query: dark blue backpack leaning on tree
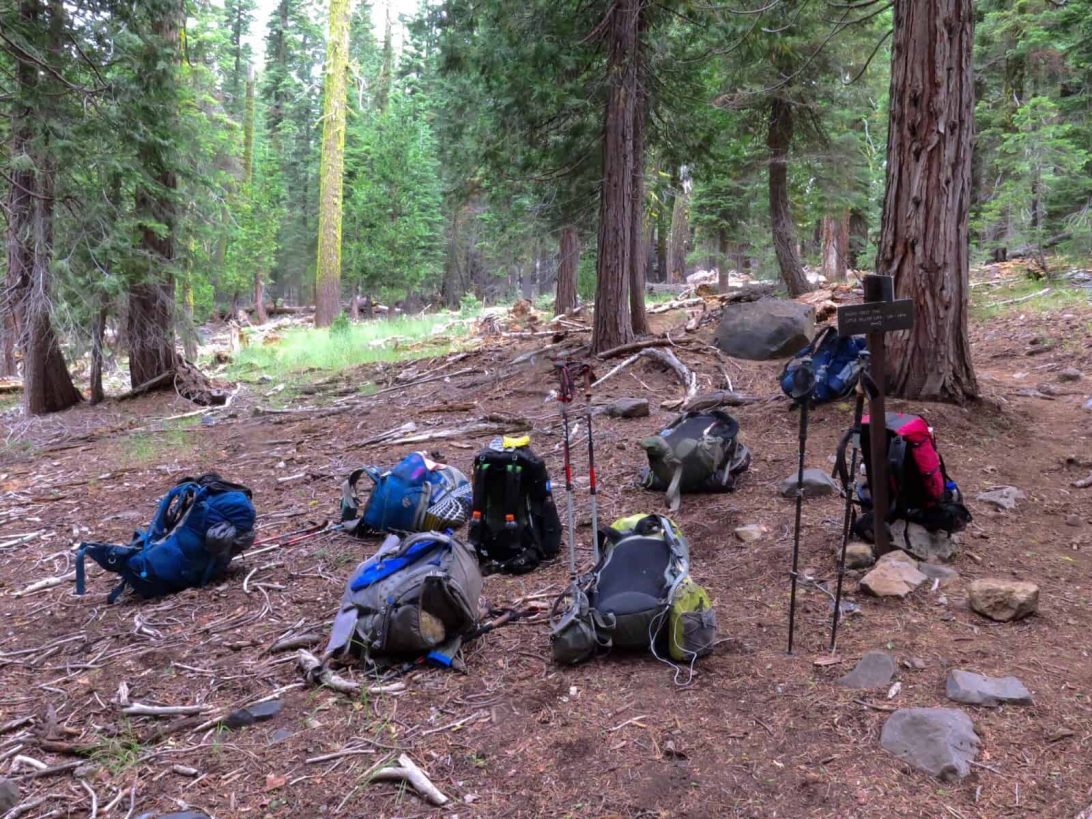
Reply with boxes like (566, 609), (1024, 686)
(76, 473), (257, 602)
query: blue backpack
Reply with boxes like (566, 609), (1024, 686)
(76, 474), (256, 602)
(339, 452), (471, 536)
(779, 326), (867, 404)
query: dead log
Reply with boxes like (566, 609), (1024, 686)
(297, 650), (407, 697)
(385, 415), (531, 446)
(682, 390), (763, 412)
(597, 337), (677, 360)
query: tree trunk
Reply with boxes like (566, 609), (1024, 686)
(315, 0), (351, 327)
(667, 177), (689, 283)
(254, 272), (269, 323)
(629, 41), (650, 338)
(767, 98), (813, 296)
(6, 0), (81, 414)
(128, 4), (181, 388)
(655, 193), (670, 282)
(820, 211), (849, 282)
(555, 226), (580, 314)
(848, 209), (868, 269)
(90, 303), (107, 405)
(592, 0), (639, 353)
(877, 0), (978, 402)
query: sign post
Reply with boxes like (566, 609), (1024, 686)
(837, 276), (913, 556)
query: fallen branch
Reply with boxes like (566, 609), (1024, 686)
(116, 371), (173, 401)
(121, 702), (210, 718)
(682, 390), (763, 412)
(386, 415), (530, 446)
(370, 754), (449, 806)
(267, 633), (323, 654)
(297, 650), (407, 697)
(306, 746), (377, 764)
(12, 572), (75, 599)
(643, 348), (698, 403)
(647, 297), (704, 315)
(1074, 473), (1092, 489)
(986, 287), (1052, 308)
(596, 337), (676, 360)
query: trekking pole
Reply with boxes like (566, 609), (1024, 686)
(580, 364), (600, 564)
(830, 380), (867, 653)
(787, 358), (816, 655)
(556, 364), (579, 585)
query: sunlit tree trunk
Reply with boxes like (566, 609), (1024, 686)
(667, 172), (689, 283)
(555, 225), (579, 315)
(878, 0), (978, 402)
(315, 0), (350, 327)
(820, 211), (849, 281)
(767, 98), (813, 296)
(629, 45), (650, 337)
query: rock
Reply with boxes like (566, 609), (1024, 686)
(877, 549), (918, 567)
(975, 485), (1026, 511)
(844, 541), (875, 570)
(968, 578), (1039, 621)
(859, 558), (927, 598)
(1084, 397), (1092, 412)
(889, 520), (959, 562)
(880, 707), (980, 782)
(837, 651), (896, 689)
(1065, 515), (1081, 527)
(270, 727), (294, 743)
(222, 698), (284, 730)
(778, 468), (839, 499)
(1057, 367), (1083, 382)
(734, 524), (767, 542)
(0, 778), (18, 815)
(918, 563), (960, 587)
(713, 299), (815, 361)
(598, 397), (650, 419)
(945, 670), (1033, 707)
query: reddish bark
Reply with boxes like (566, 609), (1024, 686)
(767, 98), (813, 297)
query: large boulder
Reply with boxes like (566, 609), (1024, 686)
(880, 708), (980, 782)
(714, 299), (815, 361)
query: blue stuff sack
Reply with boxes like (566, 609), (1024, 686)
(780, 326), (867, 405)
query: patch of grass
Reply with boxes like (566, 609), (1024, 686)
(92, 733), (143, 774)
(228, 314), (469, 382)
(971, 275), (1090, 321)
(123, 429), (191, 463)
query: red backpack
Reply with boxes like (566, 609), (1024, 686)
(839, 412), (971, 535)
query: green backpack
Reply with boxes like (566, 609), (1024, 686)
(550, 515), (716, 668)
(640, 411), (751, 511)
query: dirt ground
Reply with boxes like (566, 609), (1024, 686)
(2, 282), (1091, 818)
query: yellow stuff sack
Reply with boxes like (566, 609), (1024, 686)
(668, 579), (716, 662)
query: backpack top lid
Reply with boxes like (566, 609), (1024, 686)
(657, 411), (739, 444)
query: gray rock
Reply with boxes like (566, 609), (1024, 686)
(222, 698), (283, 729)
(0, 778), (18, 815)
(844, 541), (875, 570)
(837, 651), (896, 689)
(975, 485), (1026, 511)
(714, 299), (816, 361)
(1057, 367), (1083, 382)
(778, 468), (839, 499)
(968, 578), (1039, 621)
(880, 707), (980, 781)
(889, 520), (959, 563)
(270, 727), (294, 743)
(945, 669), (1033, 707)
(918, 563), (960, 587)
(859, 555), (928, 598)
(597, 397), (650, 419)
(1084, 397), (1092, 412)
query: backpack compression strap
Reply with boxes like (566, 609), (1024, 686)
(503, 454), (523, 543)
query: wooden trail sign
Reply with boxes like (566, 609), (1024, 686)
(836, 275), (913, 555)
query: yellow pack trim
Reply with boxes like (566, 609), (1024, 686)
(502, 435), (531, 449)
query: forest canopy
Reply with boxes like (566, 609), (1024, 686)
(1, 0), (1090, 413)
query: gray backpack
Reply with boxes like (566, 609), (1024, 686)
(640, 411), (751, 511)
(324, 532), (483, 668)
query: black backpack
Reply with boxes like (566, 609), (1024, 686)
(468, 438), (562, 574)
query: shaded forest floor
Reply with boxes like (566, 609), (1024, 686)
(1, 272), (1091, 818)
